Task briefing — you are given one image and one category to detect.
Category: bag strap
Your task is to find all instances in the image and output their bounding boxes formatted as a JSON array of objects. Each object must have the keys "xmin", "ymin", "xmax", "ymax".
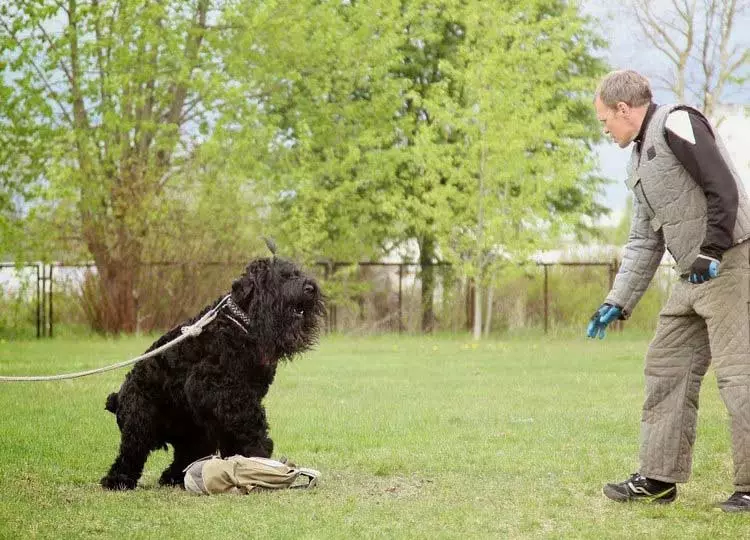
[{"xmin": 294, "ymin": 467, "xmax": 321, "ymax": 489}]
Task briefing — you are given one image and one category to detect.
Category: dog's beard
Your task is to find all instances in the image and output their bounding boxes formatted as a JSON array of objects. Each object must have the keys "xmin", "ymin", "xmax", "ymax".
[{"xmin": 275, "ymin": 290, "xmax": 324, "ymax": 357}]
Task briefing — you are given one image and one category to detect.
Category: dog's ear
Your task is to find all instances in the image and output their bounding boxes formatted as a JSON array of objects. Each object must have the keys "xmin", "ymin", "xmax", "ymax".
[
  {"xmin": 231, "ymin": 275, "xmax": 253, "ymax": 304},
  {"xmin": 231, "ymin": 259, "xmax": 269, "ymax": 306}
]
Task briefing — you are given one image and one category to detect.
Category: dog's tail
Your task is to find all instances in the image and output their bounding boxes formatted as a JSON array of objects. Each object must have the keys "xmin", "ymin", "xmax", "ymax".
[{"xmin": 105, "ymin": 392, "xmax": 119, "ymax": 414}]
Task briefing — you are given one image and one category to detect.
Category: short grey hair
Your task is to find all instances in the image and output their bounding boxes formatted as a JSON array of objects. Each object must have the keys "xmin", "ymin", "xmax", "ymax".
[{"xmin": 595, "ymin": 70, "xmax": 653, "ymax": 108}]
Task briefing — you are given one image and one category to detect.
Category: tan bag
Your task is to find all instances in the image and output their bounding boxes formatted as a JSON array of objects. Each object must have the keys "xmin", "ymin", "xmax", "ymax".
[{"xmin": 183, "ymin": 455, "xmax": 320, "ymax": 495}]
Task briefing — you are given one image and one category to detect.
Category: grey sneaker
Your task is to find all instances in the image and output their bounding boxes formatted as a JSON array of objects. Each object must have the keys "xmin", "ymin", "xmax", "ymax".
[
  {"xmin": 718, "ymin": 491, "xmax": 750, "ymax": 512},
  {"xmin": 603, "ymin": 473, "xmax": 676, "ymax": 503}
]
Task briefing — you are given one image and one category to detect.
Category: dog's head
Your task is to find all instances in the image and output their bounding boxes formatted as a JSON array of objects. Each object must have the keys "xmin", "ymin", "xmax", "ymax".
[{"xmin": 231, "ymin": 257, "xmax": 325, "ymax": 358}]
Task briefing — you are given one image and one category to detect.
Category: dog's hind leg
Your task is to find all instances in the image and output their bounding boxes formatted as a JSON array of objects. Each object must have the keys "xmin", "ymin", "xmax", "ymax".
[
  {"xmin": 158, "ymin": 439, "xmax": 215, "ymax": 487},
  {"xmin": 101, "ymin": 402, "xmax": 160, "ymax": 490},
  {"xmin": 100, "ymin": 437, "xmax": 152, "ymax": 490}
]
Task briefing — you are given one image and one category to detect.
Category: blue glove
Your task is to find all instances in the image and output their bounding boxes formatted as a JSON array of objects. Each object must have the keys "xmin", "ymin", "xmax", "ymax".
[
  {"xmin": 688, "ymin": 254, "xmax": 720, "ymax": 284},
  {"xmin": 586, "ymin": 303, "xmax": 622, "ymax": 339}
]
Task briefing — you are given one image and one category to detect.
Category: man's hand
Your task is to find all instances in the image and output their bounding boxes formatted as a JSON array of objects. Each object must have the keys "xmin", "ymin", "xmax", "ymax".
[
  {"xmin": 586, "ymin": 303, "xmax": 622, "ymax": 339},
  {"xmin": 688, "ymin": 254, "xmax": 720, "ymax": 284}
]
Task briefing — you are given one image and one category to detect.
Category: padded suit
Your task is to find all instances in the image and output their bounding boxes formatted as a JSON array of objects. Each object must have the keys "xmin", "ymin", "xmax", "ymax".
[{"xmin": 640, "ymin": 241, "xmax": 750, "ymax": 490}]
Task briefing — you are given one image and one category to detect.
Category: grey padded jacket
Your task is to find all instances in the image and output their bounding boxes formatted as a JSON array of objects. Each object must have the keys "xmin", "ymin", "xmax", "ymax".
[{"xmin": 605, "ymin": 104, "xmax": 750, "ymax": 316}]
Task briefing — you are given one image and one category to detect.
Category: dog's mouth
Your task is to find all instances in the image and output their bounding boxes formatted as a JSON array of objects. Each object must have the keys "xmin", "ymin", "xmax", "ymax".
[{"xmin": 293, "ymin": 307, "xmax": 305, "ymax": 319}]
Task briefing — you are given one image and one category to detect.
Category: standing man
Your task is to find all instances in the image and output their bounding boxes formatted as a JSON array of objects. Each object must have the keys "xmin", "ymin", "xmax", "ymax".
[{"xmin": 587, "ymin": 69, "xmax": 750, "ymax": 512}]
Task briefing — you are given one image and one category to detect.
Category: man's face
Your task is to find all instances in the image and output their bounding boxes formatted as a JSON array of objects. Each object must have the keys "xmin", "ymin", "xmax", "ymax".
[{"xmin": 595, "ymin": 97, "xmax": 637, "ymax": 148}]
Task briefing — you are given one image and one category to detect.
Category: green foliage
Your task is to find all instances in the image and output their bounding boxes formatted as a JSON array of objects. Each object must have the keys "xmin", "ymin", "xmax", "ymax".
[
  {"xmin": 444, "ymin": 1, "xmax": 608, "ymax": 275},
  {"xmin": 1, "ymin": 0, "xmax": 613, "ymax": 334},
  {"xmin": 215, "ymin": 0, "xmax": 412, "ymax": 261},
  {"xmin": 213, "ymin": 0, "xmax": 610, "ymax": 267}
]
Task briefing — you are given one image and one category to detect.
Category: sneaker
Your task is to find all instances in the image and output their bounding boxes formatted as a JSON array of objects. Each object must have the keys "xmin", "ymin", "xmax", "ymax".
[
  {"xmin": 603, "ymin": 473, "xmax": 677, "ymax": 503},
  {"xmin": 718, "ymin": 491, "xmax": 750, "ymax": 512}
]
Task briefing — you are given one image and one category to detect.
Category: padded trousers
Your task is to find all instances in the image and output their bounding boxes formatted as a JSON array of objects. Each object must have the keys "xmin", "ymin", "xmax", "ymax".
[{"xmin": 640, "ymin": 241, "xmax": 750, "ymax": 490}]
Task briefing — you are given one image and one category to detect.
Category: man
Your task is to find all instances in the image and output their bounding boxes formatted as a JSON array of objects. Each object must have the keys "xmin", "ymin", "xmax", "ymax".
[{"xmin": 587, "ymin": 70, "xmax": 750, "ymax": 512}]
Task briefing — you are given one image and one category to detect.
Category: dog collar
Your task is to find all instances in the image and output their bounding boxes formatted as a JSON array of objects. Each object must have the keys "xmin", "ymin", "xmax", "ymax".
[{"xmin": 223, "ymin": 297, "xmax": 252, "ymax": 334}]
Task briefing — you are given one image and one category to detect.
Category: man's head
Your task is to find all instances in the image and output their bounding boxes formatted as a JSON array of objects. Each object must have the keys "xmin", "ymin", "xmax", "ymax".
[{"xmin": 594, "ymin": 70, "xmax": 653, "ymax": 148}]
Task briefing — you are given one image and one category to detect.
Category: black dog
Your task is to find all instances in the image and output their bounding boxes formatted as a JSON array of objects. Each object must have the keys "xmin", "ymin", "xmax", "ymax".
[{"xmin": 100, "ymin": 257, "xmax": 325, "ymax": 490}]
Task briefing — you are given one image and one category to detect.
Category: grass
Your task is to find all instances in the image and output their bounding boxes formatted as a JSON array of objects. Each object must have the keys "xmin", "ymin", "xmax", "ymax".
[{"xmin": 0, "ymin": 333, "xmax": 745, "ymax": 539}]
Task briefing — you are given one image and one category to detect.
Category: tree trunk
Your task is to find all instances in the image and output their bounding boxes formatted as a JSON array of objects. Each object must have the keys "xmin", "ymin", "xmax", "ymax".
[
  {"xmin": 472, "ymin": 283, "xmax": 482, "ymax": 340},
  {"xmin": 483, "ymin": 285, "xmax": 494, "ymax": 337},
  {"xmin": 104, "ymin": 263, "xmax": 138, "ymax": 334},
  {"xmin": 419, "ymin": 235, "xmax": 436, "ymax": 333},
  {"xmin": 465, "ymin": 278, "xmax": 475, "ymax": 332},
  {"xmin": 90, "ymin": 243, "xmax": 141, "ymax": 334}
]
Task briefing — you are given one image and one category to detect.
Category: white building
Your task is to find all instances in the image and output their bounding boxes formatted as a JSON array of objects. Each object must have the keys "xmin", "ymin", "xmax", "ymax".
[{"xmin": 714, "ymin": 104, "xmax": 750, "ymax": 192}]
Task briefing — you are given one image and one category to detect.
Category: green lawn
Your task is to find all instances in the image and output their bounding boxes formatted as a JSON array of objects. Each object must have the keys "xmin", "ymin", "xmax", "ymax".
[{"xmin": 0, "ymin": 334, "xmax": 744, "ymax": 539}]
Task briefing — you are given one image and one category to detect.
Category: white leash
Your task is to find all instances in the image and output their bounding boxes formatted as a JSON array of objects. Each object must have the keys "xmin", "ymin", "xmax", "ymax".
[{"xmin": 0, "ymin": 295, "xmax": 231, "ymax": 382}]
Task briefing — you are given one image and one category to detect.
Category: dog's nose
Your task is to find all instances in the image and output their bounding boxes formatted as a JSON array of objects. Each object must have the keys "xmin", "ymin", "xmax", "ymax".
[{"xmin": 303, "ymin": 282, "xmax": 316, "ymax": 296}]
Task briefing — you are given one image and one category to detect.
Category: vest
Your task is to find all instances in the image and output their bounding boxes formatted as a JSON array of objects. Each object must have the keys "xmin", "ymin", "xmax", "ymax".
[{"xmin": 625, "ymin": 104, "xmax": 750, "ymax": 275}]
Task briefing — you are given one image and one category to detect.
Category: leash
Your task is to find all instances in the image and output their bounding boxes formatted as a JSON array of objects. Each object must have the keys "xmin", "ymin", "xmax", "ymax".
[{"xmin": 0, "ymin": 295, "xmax": 233, "ymax": 382}]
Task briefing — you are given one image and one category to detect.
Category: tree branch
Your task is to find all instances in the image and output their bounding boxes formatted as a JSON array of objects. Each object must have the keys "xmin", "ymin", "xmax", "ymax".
[
  {"xmin": 178, "ymin": 96, "xmax": 205, "ymax": 124},
  {"xmin": 158, "ymin": 0, "xmax": 210, "ymax": 171},
  {"xmin": 634, "ymin": 1, "xmax": 684, "ymax": 57},
  {"xmin": 0, "ymin": 17, "xmax": 74, "ymax": 127},
  {"xmin": 67, "ymin": 0, "xmax": 91, "ymax": 132},
  {"xmin": 31, "ymin": 19, "xmax": 76, "ymax": 87}
]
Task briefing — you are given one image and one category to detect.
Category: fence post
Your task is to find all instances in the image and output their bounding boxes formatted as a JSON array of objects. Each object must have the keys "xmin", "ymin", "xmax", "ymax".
[
  {"xmin": 398, "ymin": 264, "xmax": 403, "ymax": 334},
  {"xmin": 331, "ymin": 263, "xmax": 338, "ymax": 332},
  {"xmin": 543, "ymin": 264, "xmax": 549, "ymax": 335},
  {"xmin": 36, "ymin": 264, "xmax": 41, "ymax": 339},
  {"xmin": 322, "ymin": 263, "xmax": 331, "ymax": 334},
  {"xmin": 41, "ymin": 264, "xmax": 48, "ymax": 338},
  {"xmin": 48, "ymin": 264, "xmax": 54, "ymax": 338}
]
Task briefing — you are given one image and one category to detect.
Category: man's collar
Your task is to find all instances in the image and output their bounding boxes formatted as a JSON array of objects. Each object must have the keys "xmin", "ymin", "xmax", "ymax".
[{"xmin": 633, "ymin": 102, "xmax": 658, "ymax": 146}]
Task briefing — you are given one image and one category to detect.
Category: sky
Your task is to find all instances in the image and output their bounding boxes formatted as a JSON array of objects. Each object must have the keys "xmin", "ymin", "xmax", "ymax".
[{"xmin": 581, "ymin": 1, "xmax": 750, "ymax": 221}]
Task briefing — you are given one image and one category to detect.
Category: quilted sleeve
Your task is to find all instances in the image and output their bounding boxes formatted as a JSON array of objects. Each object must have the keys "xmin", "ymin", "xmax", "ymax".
[{"xmin": 605, "ymin": 198, "xmax": 665, "ymax": 317}]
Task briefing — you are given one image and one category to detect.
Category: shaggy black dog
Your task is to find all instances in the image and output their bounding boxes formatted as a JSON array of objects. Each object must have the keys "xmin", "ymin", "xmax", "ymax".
[{"xmin": 100, "ymin": 257, "xmax": 325, "ymax": 490}]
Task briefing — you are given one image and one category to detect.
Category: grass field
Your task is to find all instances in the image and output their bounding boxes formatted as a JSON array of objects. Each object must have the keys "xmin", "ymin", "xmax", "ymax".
[{"xmin": 0, "ymin": 333, "xmax": 746, "ymax": 539}]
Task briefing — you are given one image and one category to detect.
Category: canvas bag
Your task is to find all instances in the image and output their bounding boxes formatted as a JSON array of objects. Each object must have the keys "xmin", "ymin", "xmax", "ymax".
[{"xmin": 184, "ymin": 455, "xmax": 320, "ymax": 495}]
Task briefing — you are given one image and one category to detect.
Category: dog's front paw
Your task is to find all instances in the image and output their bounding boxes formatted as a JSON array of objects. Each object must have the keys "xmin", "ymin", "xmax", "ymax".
[
  {"xmin": 239, "ymin": 443, "xmax": 272, "ymax": 458},
  {"xmin": 101, "ymin": 474, "xmax": 137, "ymax": 490},
  {"xmin": 158, "ymin": 470, "xmax": 185, "ymax": 488},
  {"xmin": 261, "ymin": 436, "xmax": 274, "ymax": 457}
]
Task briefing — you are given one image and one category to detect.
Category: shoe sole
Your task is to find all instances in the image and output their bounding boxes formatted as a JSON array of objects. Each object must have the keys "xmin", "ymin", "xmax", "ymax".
[
  {"xmin": 719, "ymin": 505, "xmax": 750, "ymax": 512},
  {"xmin": 603, "ymin": 484, "xmax": 676, "ymax": 504}
]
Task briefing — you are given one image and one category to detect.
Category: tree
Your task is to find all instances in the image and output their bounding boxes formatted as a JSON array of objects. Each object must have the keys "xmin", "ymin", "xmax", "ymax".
[
  {"xmin": 0, "ymin": 0, "xmax": 608, "ymax": 335},
  {"xmin": 444, "ymin": 0, "xmax": 609, "ymax": 338},
  {"xmin": 387, "ymin": 1, "xmax": 471, "ymax": 333},
  {"xmin": 217, "ymin": 0, "xmax": 409, "ymax": 264},
  {"xmin": 631, "ymin": 0, "xmax": 749, "ymax": 119},
  {"xmin": 218, "ymin": 0, "xmax": 608, "ymax": 337},
  {"xmin": 0, "ymin": 0, "xmax": 238, "ymax": 332}
]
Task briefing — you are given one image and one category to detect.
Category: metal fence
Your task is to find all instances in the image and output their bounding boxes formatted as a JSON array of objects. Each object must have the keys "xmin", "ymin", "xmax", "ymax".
[
  {"xmin": 0, "ymin": 260, "xmax": 675, "ymax": 338},
  {"xmin": 0, "ymin": 263, "xmax": 53, "ymax": 338}
]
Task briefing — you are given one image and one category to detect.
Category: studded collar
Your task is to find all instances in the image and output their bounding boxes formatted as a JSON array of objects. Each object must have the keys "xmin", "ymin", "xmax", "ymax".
[{"xmin": 222, "ymin": 297, "xmax": 252, "ymax": 334}]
